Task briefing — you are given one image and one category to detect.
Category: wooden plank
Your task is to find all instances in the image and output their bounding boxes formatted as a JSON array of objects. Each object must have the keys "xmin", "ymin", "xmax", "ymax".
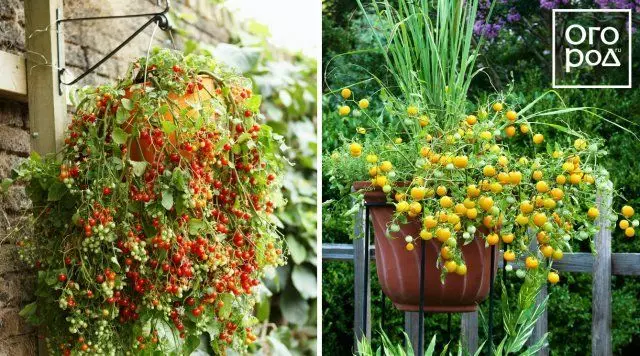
[
  {"xmin": 0, "ymin": 51, "xmax": 27, "ymax": 102},
  {"xmin": 323, "ymin": 243, "xmax": 640, "ymax": 276},
  {"xmin": 461, "ymin": 311, "xmax": 479, "ymax": 354},
  {"xmin": 612, "ymin": 253, "xmax": 640, "ymax": 275},
  {"xmin": 25, "ymin": 0, "xmax": 68, "ymax": 155},
  {"xmin": 322, "ymin": 243, "xmax": 374, "ymax": 261},
  {"xmin": 404, "ymin": 312, "xmax": 421, "ymax": 353},
  {"xmin": 322, "ymin": 244, "xmax": 354, "ymax": 261},
  {"xmin": 353, "ymin": 205, "xmax": 371, "ymax": 344},
  {"xmin": 529, "ymin": 285, "xmax": 549, "ymax": 355},
  {"xmin": 592, "ymin": 194, "xmax": 613, "ymax": 356}
]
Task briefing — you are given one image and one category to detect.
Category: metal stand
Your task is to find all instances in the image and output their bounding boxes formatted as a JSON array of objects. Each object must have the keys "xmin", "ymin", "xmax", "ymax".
[
  {"xmin": 447, "ymin": 313, "xmax": 452, "ymax": 342},
  {"xmin": 363, "ymin": 205, "xmax": 371, "ymax": 332},
  {"xmin": 55, "ymin": 0, "xmax": 172, "ymax": 94},
  {"xmin": 380, "ymin": 288, "xmax": 386, "ymax": 330},
  {"xmin": 487, "ymin": 245, "xmax": 496, "ymax": 355},
  {"xmin": 417, "ymin": 237, "xmax": 426, "ymax": 355},
  {"xmin": 360, "ymin": 201, "xmax": 497, "ymax": 356}
]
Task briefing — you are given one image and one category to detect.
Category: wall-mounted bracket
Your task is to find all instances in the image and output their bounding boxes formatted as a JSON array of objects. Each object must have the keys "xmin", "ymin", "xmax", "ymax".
[{"xmin": 55, "ymin": 0, "xmax": 172, "ymax": 95}]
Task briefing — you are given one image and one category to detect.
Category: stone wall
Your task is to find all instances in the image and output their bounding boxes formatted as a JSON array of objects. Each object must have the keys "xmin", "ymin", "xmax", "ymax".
[
  {"xmin": 0, "ymin": 1, "xmax": 230, "ymax": 354},
  {"xmin": 0, "ymin": 0, "xmax": 34, "ymax": 352}
]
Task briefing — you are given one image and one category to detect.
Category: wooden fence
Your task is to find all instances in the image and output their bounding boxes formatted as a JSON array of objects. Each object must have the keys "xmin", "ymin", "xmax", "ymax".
[{"xmin": 322, "ymin": 202, "xmax": 640, "ymax": 356}]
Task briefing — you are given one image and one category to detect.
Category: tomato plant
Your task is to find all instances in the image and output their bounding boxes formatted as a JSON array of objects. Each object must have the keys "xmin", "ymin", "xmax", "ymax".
[{"xmin": 12, "ymin": 49, "xmax": 287, "ymax": 355}]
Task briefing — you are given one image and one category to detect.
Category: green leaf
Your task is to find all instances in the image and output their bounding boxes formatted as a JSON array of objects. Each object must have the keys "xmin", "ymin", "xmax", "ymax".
[
  {"xmin": 172, "ymin": 168, "xmax": 186, "ymax": 190},
  {"xmin": 236, "ymin": 132, "xmax": 251, "ymax": 144},
  {"xmin": 45, "ymin": 271, "xmax": 59, "ymax": 285},
  {"xmin": 188, "ymin": 219, "xmax": 205, "ymax": 235},
  {"xmin": 115, "ymin": 106, "xmax": 127, "ymax": 125},
  {"xmin": 244, "ymin": 95, "xmax": 262, "ymax": 112},
  {"xmin": 205, "ymin": 318, "xmax": 220, "ymax": 340},
  {"xmin": 129, "ymin": 161, "xmax": 148, "ymax": 176},
  {"xmin": 255, "ymin": 296, "xmax": 271, "ymax": 322},
  {"xmin": 279, "ymin": 90, "xmax": 293, "ymax": 107},
  {"xmin": 217, "ymin": 293, "xmax": 234, "ymax": 319},
  {"xmin": 154, "ymin": 319, "xmax": 182, "ymax": 353},
  {"xmin": 161, "ymin": 190, "xmax": 174, "ymax": 210},
  {"xmin": 30, "ymin": 151, "xmax": 41, "ymax": 162},
  {"xmin": 121, "ymin": 98, "xmax": 133, "ymax": 111},
  {"xmin": 287, "ymin": 236, "xmax": 307, "ymax": 265},
  {"xmin": 267, "ymin": 336, "xmax": 293, "ymax": 356},
  {"xmin": 1, "ymin": 178, "xmax": 13, "ymax": 193},
  {"xmin": 291, "ymin": 265, "xmax": 316, "ymax": 299},
  {"xmin": 19, "ymin": 302, "xmax": 37, "ymax": 318},
  {"xmin": 110, "ymin": 157, "xmax": 123, "ymax": 170},
  {"xmin": 162, "ymin": 120, "xmax": 177, "ymax": 135},
  {"xmin": 425, "ymin": 334, "xmax": 436, "ymax": 356},
  {"xmin": 279, "ymin": 286, "xmax": 309, "ymax": 325},
  {"xmin": 175, "ymin": 196, "xmax": 185, "ymax": 215},
  {"xmin": 183, "ymin": 334, "xmax": 201, "ymax": 354},
  {"xmin": 47, "ymin": 182, "xmax": 67, "ymax": 201},
  {"xmin": 112, "ymin": 127, "xmax": 129, "ymax": 145}
]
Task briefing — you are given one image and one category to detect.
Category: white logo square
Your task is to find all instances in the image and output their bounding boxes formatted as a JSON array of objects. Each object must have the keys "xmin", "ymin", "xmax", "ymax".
[{"xmin": 552, "ymin": 9, "xmax": 632, "ymax": 89}]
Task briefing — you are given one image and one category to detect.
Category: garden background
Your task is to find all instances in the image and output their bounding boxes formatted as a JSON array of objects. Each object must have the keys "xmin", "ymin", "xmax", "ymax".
[
  {"xmin": 0, "ymin": 1, "xmax": 316, "ymax": 354},
  {"xmin": 322, "ymin": 0, "xmax": 640, "ymax": 354}
]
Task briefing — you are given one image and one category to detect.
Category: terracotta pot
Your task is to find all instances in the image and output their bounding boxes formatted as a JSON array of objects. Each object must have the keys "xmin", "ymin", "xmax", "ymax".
[
  {"xmin": 353, "ymin": 181, "xmax": 497, "ymax": 313},
  {"xmin": 123, "ymin": 76, "xmax": 216, "ymax": 163}
]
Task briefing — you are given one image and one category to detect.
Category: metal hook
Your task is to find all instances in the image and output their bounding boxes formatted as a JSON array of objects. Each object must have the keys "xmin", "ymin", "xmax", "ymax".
[{"xmin": 56, "ymin": 0, "xmax": 172, "ymax": 95}]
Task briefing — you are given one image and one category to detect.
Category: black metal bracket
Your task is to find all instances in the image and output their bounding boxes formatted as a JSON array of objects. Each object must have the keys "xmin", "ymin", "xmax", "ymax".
[{"xmin": 55, "ymin": 0, "xmax": 172, "ymax": 95}]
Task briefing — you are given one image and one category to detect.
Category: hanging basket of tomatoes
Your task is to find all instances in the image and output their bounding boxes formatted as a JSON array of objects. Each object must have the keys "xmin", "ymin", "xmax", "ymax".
[
  {"xmin": 325, "ymin": 0, "xmax": 637, "ymax": 314},
  {"xmin": 13, "ymin": 48, "xmax": 287, "ymax": 355}
]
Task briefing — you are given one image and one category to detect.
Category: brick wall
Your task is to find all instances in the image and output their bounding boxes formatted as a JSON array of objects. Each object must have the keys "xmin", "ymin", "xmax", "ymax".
[
  {"xmin": 0, "ymin": 0, "xmax": 34, "ymax": 352},
  {"xmin": 0, "ymin": 1, "xmax": 229, "ymax": 354}
]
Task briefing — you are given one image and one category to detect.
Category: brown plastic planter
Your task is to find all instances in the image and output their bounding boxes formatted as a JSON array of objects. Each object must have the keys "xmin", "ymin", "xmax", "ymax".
[{"xmin": 353, "ymin": 181, "xmax": 496, "ymax": 313}]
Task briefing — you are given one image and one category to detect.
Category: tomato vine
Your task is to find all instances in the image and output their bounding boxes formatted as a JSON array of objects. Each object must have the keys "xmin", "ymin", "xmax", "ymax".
[{"xmin": 13, "ymin": 48, "xmax": 287, "ymax": 355}]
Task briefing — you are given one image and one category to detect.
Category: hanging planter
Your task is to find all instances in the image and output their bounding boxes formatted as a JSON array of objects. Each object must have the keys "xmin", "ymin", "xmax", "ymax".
[
  {"xmin": 353, "ymin": 182, "xmax": 495, "ymax": 312},
  {"xmin": 11, "ymin": 49, "xmax": 287, "ymax": 355}
]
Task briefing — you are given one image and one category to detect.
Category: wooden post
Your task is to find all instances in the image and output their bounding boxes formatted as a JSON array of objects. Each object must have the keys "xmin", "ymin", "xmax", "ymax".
[
  {"xmin": 523, "ymin": 228, "xmax": 549, "ymax": 355},
  {"xmin": 592, "ymin": 193, "xmax": 613, "ymax": 356},
  {"xmin": 404, "ymin": 312, "xmax": 421, "ymax": 352},
  {"xmin": 25, "ymin": 0, "xmax": 67, "ymax": 155},
  {"xmin": 530, "ymin": 285, "xmax": 549, "ymax": 355},
  {"xmin": 24, "ymin": 1, "xmax": 67, "ymax": 355},
  {"xmin": 461, "ymin": 311, "xmax": 479, "ymax": 354},
  {"xmin": 354, "ymin": 204, "xmax": 371, "ymax": 344}
]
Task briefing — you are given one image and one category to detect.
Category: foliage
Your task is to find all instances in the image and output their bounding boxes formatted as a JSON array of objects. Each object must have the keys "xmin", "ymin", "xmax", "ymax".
[
  {"xmin": 199, "ymin": 36, "xmax": 318, "ymax": 356},
  {"xmin": 10, "ymin": 49, "xmax": 288, "ymax": 355},
  {"xmin": 353, "ymin": 280, "xmax": 547, "ymax": 356},
  {"xmin": 475, "ymin": 0, "xmax": 639, "ymax": 41},
  {"xmin": 172, "ymin": 5, "xmax": 319, "ymax": 354},
  {"xmin": 356, "ymin": 0, "xmax": 484, "ymax": 125}
]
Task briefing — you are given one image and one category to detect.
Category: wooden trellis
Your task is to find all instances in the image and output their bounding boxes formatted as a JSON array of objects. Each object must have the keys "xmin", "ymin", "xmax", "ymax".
[{"xmin": 322, "ymin": 198, "xmax": 640, "ymax": 356}]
